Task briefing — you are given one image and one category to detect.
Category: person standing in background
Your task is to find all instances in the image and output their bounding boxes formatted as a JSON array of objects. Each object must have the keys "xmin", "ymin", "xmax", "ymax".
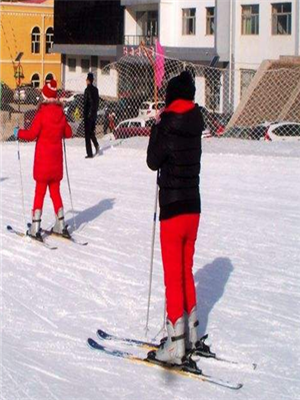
[
  {"xmin": 14, "ymin": 79, "xmax": 73, "ymax": 241},
  {"xmin": 84, "ymin": 72, "xmax": 99, "ymax": 158}
]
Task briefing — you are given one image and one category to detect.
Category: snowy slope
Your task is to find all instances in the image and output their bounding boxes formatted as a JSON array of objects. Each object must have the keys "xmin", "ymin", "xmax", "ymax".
[{"xmin": 1, "ymin": 138, "xmax": 300, "ymax": 400}]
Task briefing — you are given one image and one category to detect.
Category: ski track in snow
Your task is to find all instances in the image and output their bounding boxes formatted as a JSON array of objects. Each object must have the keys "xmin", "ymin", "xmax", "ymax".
[{"xmin": 1, "ymin": 138, "xmax": 300, "ymax": 400}]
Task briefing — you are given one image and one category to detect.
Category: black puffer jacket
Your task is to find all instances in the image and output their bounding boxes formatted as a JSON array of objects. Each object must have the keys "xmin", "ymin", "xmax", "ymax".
[
  {"xmin": 147, "ymin": 102, "xmax": 204, "ymax": 220},
  {"xmin": 84, "ymin": 84, "xmax": 99, "ymax": 121}
]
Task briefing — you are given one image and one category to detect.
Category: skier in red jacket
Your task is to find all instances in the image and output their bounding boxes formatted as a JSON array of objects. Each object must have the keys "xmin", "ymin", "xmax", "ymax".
[{"xmin": 14, "ymin": 79, "xmax": 73, "ymax": 241}]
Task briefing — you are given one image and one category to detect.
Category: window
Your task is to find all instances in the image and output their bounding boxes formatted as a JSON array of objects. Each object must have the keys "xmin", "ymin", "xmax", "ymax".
[
  {"xmin": 130, "ymin": 122, "xmax": 142, "ymax": 128},
  {"xmin": 31, "ymin": 73, "xmax": 40, "ymax": 88},
  {"xmin": 46, "ymin": 27, "xmax": 54, "ymax": 54},
  {"xmin": 206, "ymin": 7, "xmax": 215, "ymax": 35},
  {"xmin": 157, "ymin": 102, "xmax": 165, "ymax": 110},
  {"xmin": 81, "ymin": 59, "xmax": 90, "ymax": 73},
  {"xmin": 182, "ymin": 8, "xmax": 196, "ymax": 35},
  {"xmin": 45, "ymin": 73, "xmax": 54, "ymax": 83},
  {"xmin": 31, "ymin": 27, "xmax": 40, "ymax": 54},
  {"xmin": 68, "ymin": 58, "xmax": 76, "ymax": 72},
  {"xmin": 273, "ymin": 124, "xmax": 300, "ymax": 136},
  {"xmin": 145, "ymin": 119, "xmax": 155, "ymax": 127},
  {"xmin": 136, "ymin": 11, "xmax": 158, "ymax": 38},
  {"xmin": 100, "ymin": 60, "xmax": 110, "ymax": 75},
  {"xmin": 272, "ymin": 3, "xmax": 292, "ymax": 35},
  {"xmin": 240, "ymin": 69, "xmax": 256, "ymax": 99},
  {"xmin": 241, "ymin": 5, "xmax": 259, "ymax": 35}
]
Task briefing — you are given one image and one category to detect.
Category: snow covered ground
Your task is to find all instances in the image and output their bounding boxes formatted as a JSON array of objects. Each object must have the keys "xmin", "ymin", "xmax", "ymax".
[{"xmin": 1, "ymin": 138, "xmax": 300, "ymax": 400}]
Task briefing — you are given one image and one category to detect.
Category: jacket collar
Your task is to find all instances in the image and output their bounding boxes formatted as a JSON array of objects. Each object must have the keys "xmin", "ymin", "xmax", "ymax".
[{"xmin": 164, "ymin": 99, "xmax": 195, "ymax": 114}]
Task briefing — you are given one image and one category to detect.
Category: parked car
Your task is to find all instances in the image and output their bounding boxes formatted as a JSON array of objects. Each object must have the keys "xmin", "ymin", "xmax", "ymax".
[
  {"xmin": 24, "ymin": 109, "xmax": 37, "ymax": 129},
  {"xmin": 63, "ymin": 94, "xmax": 84, "ymax": 122},
  {"xmin": 115, "ymin": 96, "xmax": 147, "ymax": 122},
  {"xmin": 114, "ymin": 117, "xmax": 155, "ymax": 139},
  {"xmin": 201, "ymin": 128, "xmax": 212, "ymax": 138},
  {"xmin": 260, "ymin": 122, "xmax": 300, "ymax": 142},
  {"xmin": 64, "ymin": 94, "xmax": 108, "ymax": 124},
  {"xmin": 57, "ymin": 89, "xmax": 74, "ymax": 102},
  {"xmin": 0, "ymin": 103, "xmax": 16, "ymax": 117},
  {"xmin": 13, "ymin": 85, "xmax": 42, "ymax": 105},
  {"xmin": 139, "ymin": 101, "xmax": 165, "ymax": 118},
  {"xmin": 222, "ymin": 126, "xmax": 252, "ymax": 139},
  {"xmin": 0, "ymin": 82, "xmax": 14, "ymax": 103}
]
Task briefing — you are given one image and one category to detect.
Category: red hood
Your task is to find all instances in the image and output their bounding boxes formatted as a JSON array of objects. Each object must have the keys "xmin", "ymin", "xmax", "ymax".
[{"xmin": 164, "ymin": 99, "xmax": 195, "ymax": 114}]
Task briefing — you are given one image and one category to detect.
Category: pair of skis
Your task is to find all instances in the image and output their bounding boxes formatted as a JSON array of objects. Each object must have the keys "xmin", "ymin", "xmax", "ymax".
[
  {"xmin": 88, "ymin": 329, "xmax": 257, "ymax": 390},
  {"xmin": 6, "ymin": 224, "xmax": 88, "ymax": 250}
]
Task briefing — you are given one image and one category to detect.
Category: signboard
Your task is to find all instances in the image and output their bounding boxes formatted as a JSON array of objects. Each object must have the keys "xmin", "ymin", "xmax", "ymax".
[{"xmin": 117, "ymin": 45, "xmax": 155, "ymax": 60}]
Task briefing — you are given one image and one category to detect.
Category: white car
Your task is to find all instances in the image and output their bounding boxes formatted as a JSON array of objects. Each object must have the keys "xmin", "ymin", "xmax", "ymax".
[
  {"xmin": 139, "ymin": 101, "xmax": 165, "ymax": 118},
  {"xmin": 260, "ymin": 122, "xmax": 300, "ymax": 142},
  {"xmin": 114, "ymin": 117, "xmax": 155, "ymax": 139}
]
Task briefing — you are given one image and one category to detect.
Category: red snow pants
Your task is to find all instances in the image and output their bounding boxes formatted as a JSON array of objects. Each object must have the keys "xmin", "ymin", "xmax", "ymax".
[
  {"xmin": 160, "ymin": 214, "xmax": 200, "ymax": 325},
  {"xmin": 33, "ymin": 181, "xmax": 63, "ymax": 214}
]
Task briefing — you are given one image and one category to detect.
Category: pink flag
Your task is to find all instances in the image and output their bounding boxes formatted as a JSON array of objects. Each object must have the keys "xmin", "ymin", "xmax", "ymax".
[{"xmin": 155, "ymin": 40, "xmax": 165, "ymax": 89}]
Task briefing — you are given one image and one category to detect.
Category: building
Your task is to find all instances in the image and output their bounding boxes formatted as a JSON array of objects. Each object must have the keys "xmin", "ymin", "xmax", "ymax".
[
  {"xmin": 122, "ymin": 0, "xmax": 217, "ymax": 63},
  {"xmin": 52, "ymin": 0, "xmax": 300, "ymax": 111},
  {"xmin": 0, "ymin": 0, "xmax": 61, "ymax": 89},
  {"xmin": 216, "ymin": 0, "xmax": 300, "ymax": 106},
  {"xmin": 52, "ymin": 0, "xmax": 219, "ymax": 95},
  {"xmin": 53, "ymin": 0, "xmax": 124, "ymax": 93}
]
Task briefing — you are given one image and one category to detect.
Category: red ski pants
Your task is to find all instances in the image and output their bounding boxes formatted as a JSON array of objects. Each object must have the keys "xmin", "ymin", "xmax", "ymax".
[
  {"xmin": 33, "ymin": 181, "xmax": 63, "ymax": 215},
  {"xmin": 160, "ymin": 214, "xmax": 200, "ymax": 325}
]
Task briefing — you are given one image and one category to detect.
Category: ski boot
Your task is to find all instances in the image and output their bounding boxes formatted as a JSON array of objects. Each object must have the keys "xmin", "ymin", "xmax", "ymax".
[
  {"xmin": 27, "ymin": 209, "xmax": 43, "ymax": 242},
  {"xmin": 186, "ymin": 306, "xmax": 215, "ymax": 358},
  {"xmin": 147, "ymin": 317, "xmax": 186, "ymax": 366},
  {"xmin": 52, "ymin": 207, "xmax": 71, "ymax": 239}
]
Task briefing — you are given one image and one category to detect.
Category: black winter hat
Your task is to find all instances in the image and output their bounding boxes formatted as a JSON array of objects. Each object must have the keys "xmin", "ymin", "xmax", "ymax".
[
  {"xmin": 87, "ymin": 72, "xmax": 94, "ymax": 83},
  {"xmin": 165, "ymin": 71, "xmax": 195, "ymax": 106}
]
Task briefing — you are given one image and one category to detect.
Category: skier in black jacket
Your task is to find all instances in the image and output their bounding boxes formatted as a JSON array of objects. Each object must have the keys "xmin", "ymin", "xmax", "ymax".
[
  {"xmin": 147, "ymin": 71, "xmax": 204, "ymax": 365},
  {"xmin": 84, "ymin": 72, "xmax": 99, "ymax": 158}
]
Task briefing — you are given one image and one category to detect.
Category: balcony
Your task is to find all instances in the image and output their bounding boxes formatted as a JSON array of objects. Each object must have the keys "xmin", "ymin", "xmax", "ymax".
[{"xmin": 124, "ymin": 35, "xmax": 158, "ymax": 46}]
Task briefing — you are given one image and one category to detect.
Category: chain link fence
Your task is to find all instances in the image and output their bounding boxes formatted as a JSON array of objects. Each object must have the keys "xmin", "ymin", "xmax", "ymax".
[{"xmin": 1, "ymin": 53, "xmax": 300, "ymax": 143}]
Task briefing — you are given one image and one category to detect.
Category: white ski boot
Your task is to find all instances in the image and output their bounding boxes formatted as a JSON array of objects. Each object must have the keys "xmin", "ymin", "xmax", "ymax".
[
  {"xmin": 187, "ymin": 306, "xmax": 215, "ymax": 358},
  {"xmin": 52, "ymin": 207, "xmax": 71, "ymax": 238},
  {"xmin": 186, "ymin": 306, "xmax": 199, "ymax": 350},
  {"xmin": 28, "ymin": 209, "xmax": 43, "ymax": 241},
  {"xmin": 151, "ymin": 317, "xmax": 186, "ymax": 365}
]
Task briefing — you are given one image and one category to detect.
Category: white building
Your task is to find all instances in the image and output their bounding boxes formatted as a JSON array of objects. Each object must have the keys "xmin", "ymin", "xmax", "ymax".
[
  {"xmin": 123, "ymin": 0, "xmax": 216, "ymax": 62},
  {"xmin": 54, "ymin": 0, "xmax": 300, "ymax": 109}
]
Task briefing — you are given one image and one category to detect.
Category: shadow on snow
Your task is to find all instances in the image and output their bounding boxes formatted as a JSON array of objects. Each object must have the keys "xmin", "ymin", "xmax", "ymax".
[
  {"xmin": 66, "ymin": 198, "xmax": 115, "ymax": 232},
  {"xmin": 195, "ymin": 257, "xmax": 234, "ymax": 336}
]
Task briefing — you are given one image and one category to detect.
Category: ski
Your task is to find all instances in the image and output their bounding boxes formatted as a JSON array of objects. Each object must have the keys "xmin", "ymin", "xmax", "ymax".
[
  {"xmin": 87, "ymin": 338, "xmax": 243, "ymax": 390},
  {"xmin": 96, "ymin": 328, "xmax": 257, "ymax": 370},
  {"xmin": 27, "ymin": 223, "xmax": 88, "ymax": 246},
  {"xmin": 43, "ymin": 229, "xmax": 88, "ymax": 246},
  {"xmin": 6, "ymin": 225, "xmax": 58, "ymax": 250}
]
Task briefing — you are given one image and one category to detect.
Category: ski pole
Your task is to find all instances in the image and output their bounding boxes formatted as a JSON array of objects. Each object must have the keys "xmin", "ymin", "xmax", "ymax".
[
  {"xmin": 145, "ymin": 172, "xmax": 159, "ymax": 336},
  {"xmin": 153, "ymin": 299, "xmax": 167, "ymax": 341},
  {"xmin": 17, "ymin": 139, "xmax": 27, "ymax": 232},
  {"xmin": 63, "ymin": 138, "xmax": 76, "ymax": 231}
]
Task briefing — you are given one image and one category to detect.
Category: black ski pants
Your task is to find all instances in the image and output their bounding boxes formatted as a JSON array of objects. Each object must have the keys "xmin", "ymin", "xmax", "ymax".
[{"xmin": 84, "ymin": 118, "xmax": 99, "ymax": 157}]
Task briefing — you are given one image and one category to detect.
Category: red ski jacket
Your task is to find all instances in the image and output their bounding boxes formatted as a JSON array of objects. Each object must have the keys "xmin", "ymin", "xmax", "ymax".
[{"xmin": 18, "ymin": 102, "xmax": 72, "ymax": 182}]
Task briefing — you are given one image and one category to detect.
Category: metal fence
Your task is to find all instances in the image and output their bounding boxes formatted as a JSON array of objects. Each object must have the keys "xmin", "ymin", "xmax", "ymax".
[{"xmin": 1, "ymin": 54, "xmax": 300, "ymax": 143}]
